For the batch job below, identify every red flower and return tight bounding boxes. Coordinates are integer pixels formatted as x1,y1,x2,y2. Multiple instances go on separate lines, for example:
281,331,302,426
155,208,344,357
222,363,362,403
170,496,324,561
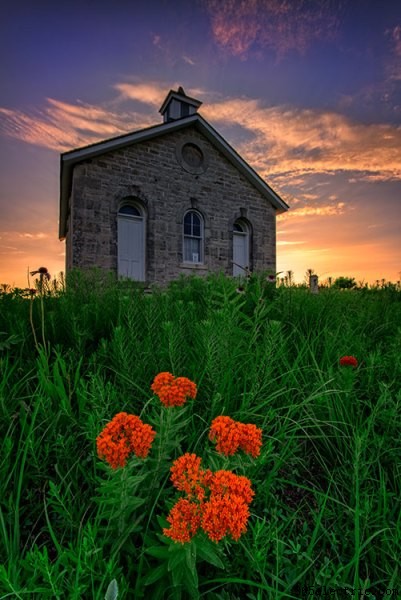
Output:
96,412,156,469
339,355,358,368
209,416,262,458
151,372,197,407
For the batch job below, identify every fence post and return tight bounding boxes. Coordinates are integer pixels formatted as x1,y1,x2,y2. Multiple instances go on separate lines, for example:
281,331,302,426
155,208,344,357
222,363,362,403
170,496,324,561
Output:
309,274,319,294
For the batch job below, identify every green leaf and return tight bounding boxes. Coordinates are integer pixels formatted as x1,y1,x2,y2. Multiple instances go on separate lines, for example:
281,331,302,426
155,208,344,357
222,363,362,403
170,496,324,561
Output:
104,578,119,600
168,546,186,571
145,545,170,559
143,563,168,586
185,542,197,575
196,540,225,569
182,566,199,598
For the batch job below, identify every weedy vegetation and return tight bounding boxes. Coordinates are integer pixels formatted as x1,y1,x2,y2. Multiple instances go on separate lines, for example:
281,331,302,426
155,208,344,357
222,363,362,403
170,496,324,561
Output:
0,270,400,599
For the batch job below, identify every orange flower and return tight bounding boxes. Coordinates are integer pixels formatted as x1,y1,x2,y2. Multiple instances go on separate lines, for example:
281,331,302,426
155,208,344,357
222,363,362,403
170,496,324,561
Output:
201,470,254,542
238,423,262,458
151,372,197,407
201,495,250,542
209,416,262,458
339,355,358,368
96,412,156,469
209,470,255,505
163,460,255,544
163,498,201,543
209,416,241,456
170,453,213,501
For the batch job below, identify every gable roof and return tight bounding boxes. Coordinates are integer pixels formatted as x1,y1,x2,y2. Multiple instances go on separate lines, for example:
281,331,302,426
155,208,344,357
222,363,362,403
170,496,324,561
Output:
59,113,289,239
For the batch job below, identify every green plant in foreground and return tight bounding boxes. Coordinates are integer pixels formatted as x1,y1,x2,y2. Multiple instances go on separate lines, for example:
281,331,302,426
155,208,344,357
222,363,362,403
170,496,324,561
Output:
94,371,262,599
1,274,400,597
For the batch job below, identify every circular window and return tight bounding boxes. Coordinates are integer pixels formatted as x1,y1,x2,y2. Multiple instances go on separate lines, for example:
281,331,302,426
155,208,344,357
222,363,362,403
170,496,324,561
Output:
182,143,204,168
176,138,209,174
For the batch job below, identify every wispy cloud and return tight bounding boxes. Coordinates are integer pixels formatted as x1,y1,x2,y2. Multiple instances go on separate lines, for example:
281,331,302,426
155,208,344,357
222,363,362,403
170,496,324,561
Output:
277,240,306,245
19,232,49,240
203,97,401,182
1,83,401,189
182,55,196,66
203,0,344,59
385,24,401,82
113,81,167,106
0,96,154,152
277,202,346,220
389,25,401,58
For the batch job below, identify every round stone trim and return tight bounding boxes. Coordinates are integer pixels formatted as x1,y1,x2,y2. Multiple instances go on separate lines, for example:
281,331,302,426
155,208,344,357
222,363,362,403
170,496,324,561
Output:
182,143,203,167
176,138,209,174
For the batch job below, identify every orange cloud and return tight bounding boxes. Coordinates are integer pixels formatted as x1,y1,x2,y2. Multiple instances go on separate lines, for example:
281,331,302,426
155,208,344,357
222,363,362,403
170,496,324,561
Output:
277,202,346,220
0,98,154,152
113,81,168,106
203,98,401,181
203,0,344,59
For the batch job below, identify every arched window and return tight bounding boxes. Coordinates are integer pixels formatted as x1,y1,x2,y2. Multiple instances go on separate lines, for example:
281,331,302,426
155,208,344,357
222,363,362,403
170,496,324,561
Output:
183,210,203,263
117,202,145,281
233,219,250,276
118,205,141,217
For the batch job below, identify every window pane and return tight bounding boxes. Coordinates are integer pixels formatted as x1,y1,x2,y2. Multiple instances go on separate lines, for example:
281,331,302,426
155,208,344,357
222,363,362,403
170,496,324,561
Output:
119,205,140,216
184,237,201,262
184,237,191,261
184,213,192,235
234,222,243,232
192,220,200,237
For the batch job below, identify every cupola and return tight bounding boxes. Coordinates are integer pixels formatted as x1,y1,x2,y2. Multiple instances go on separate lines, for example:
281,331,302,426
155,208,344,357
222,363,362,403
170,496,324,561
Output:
159,86,202,123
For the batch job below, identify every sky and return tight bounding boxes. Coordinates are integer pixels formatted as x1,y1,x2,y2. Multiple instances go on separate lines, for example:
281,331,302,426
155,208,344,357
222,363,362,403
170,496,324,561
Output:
1,0,400,288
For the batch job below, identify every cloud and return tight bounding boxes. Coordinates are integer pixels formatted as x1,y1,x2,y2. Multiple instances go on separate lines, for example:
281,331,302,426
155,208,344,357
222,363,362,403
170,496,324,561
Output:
277,202,346,220
277,240,306,245
385,25,401,82
1,83,401,190
19,232,49,240
182,55,196,66
113,81,167,106
0,96,155,152
203,0,344,59
390,25,401,57
202,96,401,182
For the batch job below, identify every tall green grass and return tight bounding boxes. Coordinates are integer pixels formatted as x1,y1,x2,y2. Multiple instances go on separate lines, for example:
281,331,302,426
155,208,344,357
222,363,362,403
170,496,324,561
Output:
0,271,400,598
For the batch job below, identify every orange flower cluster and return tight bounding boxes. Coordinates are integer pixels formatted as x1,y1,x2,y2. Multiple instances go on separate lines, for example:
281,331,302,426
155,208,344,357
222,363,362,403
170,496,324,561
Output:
96,412,156,469
170,453,213,501
163,498,201,543
339,355,358,368
163,454,254,544
209,416,262,458
151,372,197,407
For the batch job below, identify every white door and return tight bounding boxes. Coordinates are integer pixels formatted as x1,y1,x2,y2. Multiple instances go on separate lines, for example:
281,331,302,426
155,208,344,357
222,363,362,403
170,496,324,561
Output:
233,231,249,276
118,216,145,281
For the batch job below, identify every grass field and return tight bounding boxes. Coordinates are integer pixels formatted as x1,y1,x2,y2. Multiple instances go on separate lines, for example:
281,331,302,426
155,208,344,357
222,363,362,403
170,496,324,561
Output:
0,271,400,599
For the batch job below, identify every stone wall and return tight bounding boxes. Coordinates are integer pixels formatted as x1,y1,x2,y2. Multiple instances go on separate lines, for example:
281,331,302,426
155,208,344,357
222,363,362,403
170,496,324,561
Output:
67,125,277,285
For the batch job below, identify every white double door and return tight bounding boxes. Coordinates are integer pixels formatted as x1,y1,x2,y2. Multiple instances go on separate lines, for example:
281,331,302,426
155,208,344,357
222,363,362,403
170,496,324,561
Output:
117,215,145,281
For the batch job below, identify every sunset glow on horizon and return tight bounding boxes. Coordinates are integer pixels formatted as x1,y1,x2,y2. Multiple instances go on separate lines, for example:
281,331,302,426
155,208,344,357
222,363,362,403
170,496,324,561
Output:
1,0,400,288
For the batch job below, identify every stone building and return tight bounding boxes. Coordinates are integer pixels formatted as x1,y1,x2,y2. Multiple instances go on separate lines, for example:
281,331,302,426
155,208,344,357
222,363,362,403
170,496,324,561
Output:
59,87,289,285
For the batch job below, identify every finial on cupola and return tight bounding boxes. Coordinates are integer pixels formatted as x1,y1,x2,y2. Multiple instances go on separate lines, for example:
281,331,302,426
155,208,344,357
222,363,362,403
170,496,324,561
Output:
159,86,202,123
